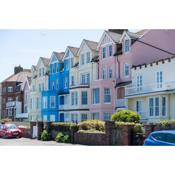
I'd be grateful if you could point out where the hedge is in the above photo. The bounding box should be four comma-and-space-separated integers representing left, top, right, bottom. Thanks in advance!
51, 122, 78, 133
78, 120, 105, 132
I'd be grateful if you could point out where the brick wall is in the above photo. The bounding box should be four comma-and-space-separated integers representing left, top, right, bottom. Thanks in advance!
74, 132, 107, 145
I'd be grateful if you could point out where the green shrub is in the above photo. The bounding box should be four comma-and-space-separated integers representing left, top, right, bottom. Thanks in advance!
51, 122, 78, 132
111, 110, 140, 123
133, 123, 144, 134
78, 120, 105, 131
41, 130, 50, 141
55, 132, 70, 143
157, 120, 175, 129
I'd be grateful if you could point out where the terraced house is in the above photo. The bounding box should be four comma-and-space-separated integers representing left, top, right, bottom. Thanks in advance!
30, 29, 175, 123
41, 52, 64, 122
29, 57, 50, 121
69, 40, 98, 122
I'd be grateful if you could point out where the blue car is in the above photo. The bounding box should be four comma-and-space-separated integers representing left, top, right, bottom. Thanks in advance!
144, 130, 175, 146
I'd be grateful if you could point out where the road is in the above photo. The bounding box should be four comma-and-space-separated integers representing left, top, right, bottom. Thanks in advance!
0, 138, 76, 146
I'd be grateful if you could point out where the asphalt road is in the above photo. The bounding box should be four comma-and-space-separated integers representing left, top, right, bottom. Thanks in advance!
0, 137, 76, 146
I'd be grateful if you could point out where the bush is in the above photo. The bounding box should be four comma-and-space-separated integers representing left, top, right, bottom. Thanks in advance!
133, 123, 145, 134
111, 110, 140, 123
51, 122, 78, 133
41, 130, 50, 141
157, 120, 175, 129
78, 120, 105, 131
55, 132, 70, 143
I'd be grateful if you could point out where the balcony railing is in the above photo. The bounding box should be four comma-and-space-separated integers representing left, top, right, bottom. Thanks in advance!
116, 99, 128, 108
125, 81, 175, 96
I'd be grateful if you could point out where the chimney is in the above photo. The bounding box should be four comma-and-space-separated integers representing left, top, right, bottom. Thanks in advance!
108, 29, 128, 34
14, 65, 23, 74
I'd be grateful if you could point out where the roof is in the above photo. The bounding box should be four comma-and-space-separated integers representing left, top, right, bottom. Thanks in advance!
126, 31, 140, 39
68, 46, 79, 56
115, 81, 132, 88
105, 30, 123, 43
2, 70, 32, 83
53, 52, 65, 61
40, 57, 50, 67
136, 29, 149, 37
83, 39, 98, 52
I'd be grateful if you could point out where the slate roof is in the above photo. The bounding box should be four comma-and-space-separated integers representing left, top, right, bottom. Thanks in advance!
53, 52, 65, 61
68, 46, 79, 56
105, 30, 123, 43
2, 70, 32, 83
40, 57, 50, 67
83, 39, 98, 52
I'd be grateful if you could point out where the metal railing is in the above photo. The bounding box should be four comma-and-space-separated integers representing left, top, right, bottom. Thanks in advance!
125, 81, 175, 96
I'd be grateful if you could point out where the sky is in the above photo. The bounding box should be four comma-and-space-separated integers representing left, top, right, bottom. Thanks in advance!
0, 30, 104, 82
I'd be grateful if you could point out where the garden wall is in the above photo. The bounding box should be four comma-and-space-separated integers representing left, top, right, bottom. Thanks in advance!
74, 132, 107, 145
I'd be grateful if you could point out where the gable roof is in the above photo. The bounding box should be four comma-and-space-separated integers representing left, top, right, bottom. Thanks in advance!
97, 30, 123, 49
40, 57, 50, 67
78, 39, 98, 56
106, 30, 123, 43
68, 46, 79, 57
53, 52, 65, 61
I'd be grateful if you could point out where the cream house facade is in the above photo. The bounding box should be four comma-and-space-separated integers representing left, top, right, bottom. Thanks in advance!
29, 57, 49, 121
67, 40, 98, 122
125, 57, 175, 123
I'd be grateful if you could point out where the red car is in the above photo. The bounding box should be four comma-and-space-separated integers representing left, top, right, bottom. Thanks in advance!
0, 124, 23, 138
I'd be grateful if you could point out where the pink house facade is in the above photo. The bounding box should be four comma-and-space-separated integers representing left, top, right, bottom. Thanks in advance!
90, 30, 124, 120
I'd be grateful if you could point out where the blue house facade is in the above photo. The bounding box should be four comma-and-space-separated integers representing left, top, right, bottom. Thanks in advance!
41, 52, 64, 122
57, 47, 74, 122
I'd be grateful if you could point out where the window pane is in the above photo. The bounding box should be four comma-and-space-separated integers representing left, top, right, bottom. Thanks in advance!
81, 91, 88, 105
162, 97, 166, 116
104, 88, 111, 103
93, 88, 100, 104
166, 133, 175, 144
102, 47, 106, 58
109, 45, 113, 57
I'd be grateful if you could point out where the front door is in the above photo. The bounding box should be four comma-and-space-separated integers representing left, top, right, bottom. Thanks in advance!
60, 113, 64, 122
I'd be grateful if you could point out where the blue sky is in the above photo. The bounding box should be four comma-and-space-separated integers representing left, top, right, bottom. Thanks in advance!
0, 30, 104, 82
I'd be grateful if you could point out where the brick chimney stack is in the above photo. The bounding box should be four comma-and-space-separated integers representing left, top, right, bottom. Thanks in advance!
14, 65, 23, 74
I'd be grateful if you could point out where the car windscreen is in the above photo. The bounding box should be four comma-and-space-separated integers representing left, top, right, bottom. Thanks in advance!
151, 133, 166, 142
6, 124, 17, 129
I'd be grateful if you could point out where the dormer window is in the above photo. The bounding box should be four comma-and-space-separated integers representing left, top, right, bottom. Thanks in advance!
124, 39, 130, 53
